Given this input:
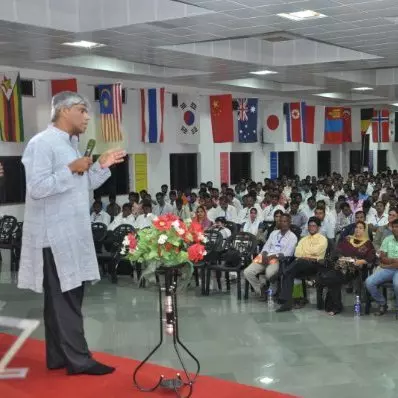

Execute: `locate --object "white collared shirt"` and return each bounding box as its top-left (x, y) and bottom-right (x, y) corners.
top-left (262, 204), bottom-right (285, 222)
top-left (153, 203), bottom-right (174, 216)
top-left (108, 214), bottom-right (136, 231)
top-left (134, 213), bottom-right (154, 230)
top-left (367, 212), bottom-right (388, 227)
top-left (215, 205), bottom-right (238, 222)
top-left (90, 210), bottom-right (111, 226)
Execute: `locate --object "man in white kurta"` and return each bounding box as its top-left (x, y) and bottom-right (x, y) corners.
top-left (18, 91), bottom-right (126, 376)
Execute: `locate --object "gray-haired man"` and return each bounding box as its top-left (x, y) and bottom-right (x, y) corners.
top-left (18, 91), bottom-right (126, 375)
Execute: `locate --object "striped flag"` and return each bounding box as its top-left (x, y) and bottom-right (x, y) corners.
top-left (0, 72), bottom-right (24, 142)
top-left (305, 105), bottom-right (324, 144)
top-left (390, 112), bottom-right (398, 142)
top-left (98, 83), bottom-right (123, 142)
top-left (141, 88), bottom-right (165, 143)
top-left (372, 109), bottom-right (389, 143)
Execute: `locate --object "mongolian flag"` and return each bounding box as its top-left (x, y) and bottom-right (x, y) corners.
top-left (0, 72), bottom-right (24, 142)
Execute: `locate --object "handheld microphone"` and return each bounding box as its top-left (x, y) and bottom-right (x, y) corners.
top-left (84, 139), bottom-right (96, 157)
top-left (78, 139), bottom-right (96, 175)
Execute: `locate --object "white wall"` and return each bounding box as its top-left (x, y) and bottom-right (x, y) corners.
top-left (1, 67), bottom-right (398, 221)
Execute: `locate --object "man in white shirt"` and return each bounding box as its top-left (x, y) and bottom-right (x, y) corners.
top-left (217, 196), bottom-right (238, 222)
top-left (90, 201), bottom-right (111, 226)
top-left (226, 190), bottom-right (242, 212)
top-left (108, 203), bottom-right (135, 231)
top-left (153, 192), bottom-right (174, 216)
top-left (238, 195), bottom-right (262, 224)
top-left (135, 200), bottom-right (155, 229)
top-left (204, 195), bottom-right (219, 222)
top-left (173, 198), bottom-right (191, 220)
top-left (314, 207), bottom-right (335, 241)
top-left (244, 214), bottom-right (297, 298)
top-left (367, 201), bottom-right (388, 232)
top-left (262, 194), bottom-right (285, 222)
top-left (212, 216), bottom-right (232, 241)
top-left (302, 196), bottom-right (316, 220)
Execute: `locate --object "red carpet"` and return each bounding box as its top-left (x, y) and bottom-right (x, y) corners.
top-left (0, 334), bottom-right (298, 398)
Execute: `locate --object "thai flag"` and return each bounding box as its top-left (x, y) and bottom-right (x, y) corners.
top-left (140, 88), bottom-right (165, 143)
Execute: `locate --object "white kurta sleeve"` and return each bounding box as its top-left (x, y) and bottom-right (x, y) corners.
top-left (23, 139), bottom-right (75, 200)
top-left (87, 161), bottom-right (111, 190)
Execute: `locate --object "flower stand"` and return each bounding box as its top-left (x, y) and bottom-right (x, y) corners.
top-left (133, 265), bottom-right (200, 398)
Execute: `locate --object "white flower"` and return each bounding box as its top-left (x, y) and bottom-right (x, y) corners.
top-left (122, 236), bottom-right (130, 246)
top-left (198, 233), bottom-right (205, 241)
top-left (202, 237), bottom-right (208, 244)
top-left (171, 220), bottom-right (180, 229)
top-left (158, 234), bottom-right (168, 244)
top-left (120, 247), bottom-right (127, 255)
top-left (203, 250), bottom-right (207, 256)
top-left (176, 228), bottom-right (185, 236)
top-left (152, 215), bottom-right (158, 221)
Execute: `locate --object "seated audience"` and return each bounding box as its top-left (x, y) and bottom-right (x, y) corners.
top-left (320, 221), bottom-right (376, 316)
top-left (238, 194), bottom-right (262, 224)
top-left (289, 200), bottom-right (308, 231)
top-left (153, 192), bottom-right (174, 216)
top-left (335, 202), bottom-right (354, 233)
top-left (243, 208), bottom-right (261, 235)
top-left (91, 200), bottom-right (111, 226)
top-left (348, 190), bottom-right (363, 214)
top-left (134, 200), bottom-right (154, 229)
top-left (211, 216), bottom-right (232, 241)
top-left (373, 208), bottom-right (398, 251)
top-left (128, 191), bottom-right (142, 218)
top-left (263, 194), bottom-right (285, 222)
top-left (106, 194), bottom-right (121, 221)
top-left (277, 217), bottom-right (328, 312)
top-left (265, 209), bottom-right (284, 240)
top-left (365, 219), bottom-right (398, 316)
top-left (216, 196), bottom-right (238, 222)
top-left (339, 211), bottom-right (372, 242)
top-left (193, 205), bottom-right (213, 231)
top-left (367, 201), bottom-right (388, 232)
top-left (108, 203), bottom-right (135, 231)
top-left (173, 198), bottom-right (191, 220)
top-left (244, 214), bottom-right (297, 300)
top-left (302, 196), bottom-right (316, 219)
top-left (169, 190), bottom-right (177, 208)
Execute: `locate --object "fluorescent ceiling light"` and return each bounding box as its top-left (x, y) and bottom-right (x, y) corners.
top-left (352, 87), bottom-right (373, 91)
top-left (62, 40), bottom-right (105, 49)
top-left (278, 10), bottom-right (327, 21)
top-left (313, 92), bottom-right (343, 99)
top-left (250, 70), bottom-right (277, 75)
top-left (391, 103), bottom-right (398, 107)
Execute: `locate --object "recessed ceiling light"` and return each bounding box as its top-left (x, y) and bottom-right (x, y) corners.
top-left (250, 70), bottom-right (278, 75)
top-left (313, 92), bottom-right (343, 99)
top-left (352, 87), bottom-right (373, 91)
top-left (277, 10), bottom-right (327, 21)
top-left (62, 40), bottom-right (106, 49)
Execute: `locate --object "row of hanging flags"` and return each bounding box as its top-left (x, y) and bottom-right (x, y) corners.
top-left (1, 74), bottom-right (398, 145)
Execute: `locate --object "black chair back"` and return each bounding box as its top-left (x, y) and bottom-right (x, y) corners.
top-left (12, 222), bottom-right (23, 244)
top-left (225, 221), bottom-right (238, 238)
top-left (204, 227), bottom-right (225, 253)
top-left (230, 232), bottom-right (256, 253)
top-left (91, 222), bottom-right (108, 243)
top-left (112, 224), bottom-right (135, 249)
top-left (0, 215), bottom-right (17, 244)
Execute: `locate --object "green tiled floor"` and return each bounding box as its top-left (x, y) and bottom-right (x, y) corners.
top-left (2, 268), bottom-right (398, 398)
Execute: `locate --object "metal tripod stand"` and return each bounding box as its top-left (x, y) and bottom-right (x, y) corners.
top-left (133, 266), bottom-right (200, 398)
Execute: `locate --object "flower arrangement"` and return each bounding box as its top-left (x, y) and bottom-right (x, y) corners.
top-left (121, 213), bottom-right (207, 281)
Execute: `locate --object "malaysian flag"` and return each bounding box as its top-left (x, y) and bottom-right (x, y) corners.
top-left (98, 83), bottom-right (123, 142)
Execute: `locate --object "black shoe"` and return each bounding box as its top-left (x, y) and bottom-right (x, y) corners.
top-left (68, 361), bottom-right (115, 376)
top-left (47, 364), bottom-right (65, 370)
top-left (276, 304), bottom-right (292, 313)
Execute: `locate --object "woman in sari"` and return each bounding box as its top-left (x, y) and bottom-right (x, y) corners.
top-left (194, 205), bottom-right (212, 231)
top-left (319, 221), bottom-right (376, 316)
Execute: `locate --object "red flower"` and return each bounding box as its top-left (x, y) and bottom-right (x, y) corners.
top-left (127, 233), bottom-right (137, 251)
top-left (165, 242), bottom-right (173, 251)
top-left (188, 221), bottom-right (205, 243)
top-left (187, 243), bottom-right (206, 262)
top-left (153, 215), bottom-right (172, 231)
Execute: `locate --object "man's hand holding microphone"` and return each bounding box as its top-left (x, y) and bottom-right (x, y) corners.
top-left (68, 139), bottom-right (127, 175)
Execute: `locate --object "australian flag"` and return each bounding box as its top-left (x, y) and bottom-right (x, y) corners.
top-left (237, 98), bottom-right (258, 143)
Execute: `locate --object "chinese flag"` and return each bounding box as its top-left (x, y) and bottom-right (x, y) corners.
top-left (210, 94), bottom-right (234, 143)
top-left (51, 79), bottom-right (78, 96)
